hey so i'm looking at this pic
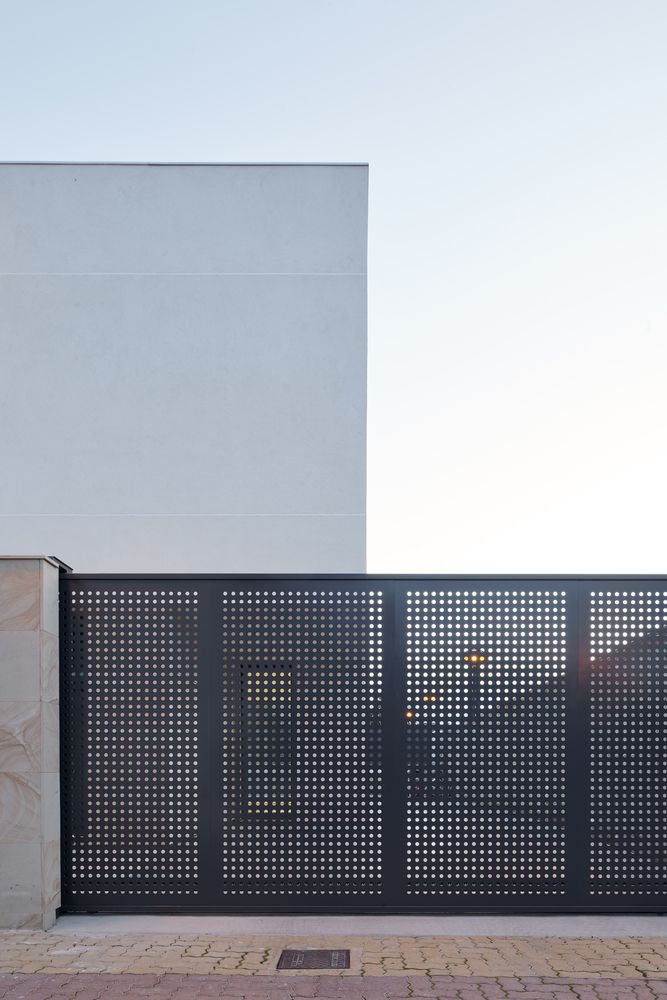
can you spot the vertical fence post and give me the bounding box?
[563,579,591,907]
[380,579,408,908]
[195,579,222,909]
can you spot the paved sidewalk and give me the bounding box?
[4,931,667,978]
[0,926,667,980]
[3,931,667,998]
[2,972,667,998]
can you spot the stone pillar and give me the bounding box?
[0,557,60,929]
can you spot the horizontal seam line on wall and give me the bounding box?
[0,271,366,277]
[0,513,366,518]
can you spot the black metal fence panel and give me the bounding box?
[59,576,667,912]
[589,589,667,898]
[218,586,383,898]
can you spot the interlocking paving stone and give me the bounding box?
[4,974,667,999]
[3,931,667,998]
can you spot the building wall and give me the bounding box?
[0,163,367,571]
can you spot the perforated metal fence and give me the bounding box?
[59,575,667,912]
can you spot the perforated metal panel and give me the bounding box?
[60,586,199,899]
[59,575,667,913]
[405,589,567,896]
[219,588,383,896]
[590,589,667,896]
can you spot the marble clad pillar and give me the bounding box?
[0,557,60,929]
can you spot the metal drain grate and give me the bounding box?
[277,949,350,970]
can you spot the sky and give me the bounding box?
[2,0,666,573]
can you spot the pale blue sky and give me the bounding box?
[2,0,666,572]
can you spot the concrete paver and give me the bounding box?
[2,973,667,998]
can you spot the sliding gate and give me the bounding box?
[60,575,667,912]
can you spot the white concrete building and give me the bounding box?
[0,163,367,571]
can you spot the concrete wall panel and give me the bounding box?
[0,163,367,275]
[0,274,365,516]
[0,515,365,573]
[0,164,367,571]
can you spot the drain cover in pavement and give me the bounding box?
[277,949,350,970]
